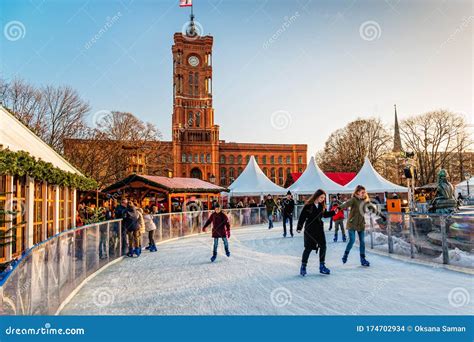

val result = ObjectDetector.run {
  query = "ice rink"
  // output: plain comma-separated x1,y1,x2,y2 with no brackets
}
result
60,224,473,315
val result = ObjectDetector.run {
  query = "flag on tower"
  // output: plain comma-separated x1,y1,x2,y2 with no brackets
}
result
180,0,192,7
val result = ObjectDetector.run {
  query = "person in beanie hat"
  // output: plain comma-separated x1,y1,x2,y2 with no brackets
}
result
264,194,278,229
203,203,231,262
281,191,295,237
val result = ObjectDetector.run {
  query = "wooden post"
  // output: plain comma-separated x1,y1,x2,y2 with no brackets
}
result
26,176,35,249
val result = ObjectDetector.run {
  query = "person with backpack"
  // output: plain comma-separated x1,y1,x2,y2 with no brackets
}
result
202,204,231,262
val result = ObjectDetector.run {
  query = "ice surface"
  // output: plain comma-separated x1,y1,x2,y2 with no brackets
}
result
61,224,473,315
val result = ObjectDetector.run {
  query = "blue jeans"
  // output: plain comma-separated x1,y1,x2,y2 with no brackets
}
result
213,237,229,256
345,229,366,255
267,212,274,228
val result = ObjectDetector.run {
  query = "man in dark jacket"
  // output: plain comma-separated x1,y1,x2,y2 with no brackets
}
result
115,199,129,255
203,204,231,262
123,204,141,257
264,194,278,229
281,191,295,237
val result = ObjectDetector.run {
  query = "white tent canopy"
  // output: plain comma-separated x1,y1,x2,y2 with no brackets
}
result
455,177,474,197
344,157,408,193
289,156,349,195
0,106,82,175
225,156,287,197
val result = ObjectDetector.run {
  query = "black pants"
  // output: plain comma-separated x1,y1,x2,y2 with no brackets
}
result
301,244,326,265
282,213,293,235
148,231,155,246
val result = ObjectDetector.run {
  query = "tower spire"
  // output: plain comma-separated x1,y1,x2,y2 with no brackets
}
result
393,104,402,153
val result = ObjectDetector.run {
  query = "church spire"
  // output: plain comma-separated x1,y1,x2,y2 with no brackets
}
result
392,104,402,153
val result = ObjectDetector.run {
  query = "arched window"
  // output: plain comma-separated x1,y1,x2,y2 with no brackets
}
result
188,112,193,127
263,167,268,176
278,168,284,185
229,167,235,181
298,156,303,164
286,167,291,177
262,156,267,165
200,153,205,163
194,72,199,95
189,72,193,95
255,156,259,163
194,154,199,163
220,155,226,164
182,153,187,162
278,156,283,164
188,154,192,163
220,168,226,185
229,155,235,164
246,155,250,163
286,156,291,164
238,167,243,175
196,112,200,127
270,168,276,183
270,156,275,164
206,153,211,163
237,155,242,164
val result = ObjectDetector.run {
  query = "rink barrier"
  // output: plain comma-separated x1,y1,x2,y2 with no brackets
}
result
1,207,472,315
0,207,284,315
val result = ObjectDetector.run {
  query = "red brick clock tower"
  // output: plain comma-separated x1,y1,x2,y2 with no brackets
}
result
172,17,219,182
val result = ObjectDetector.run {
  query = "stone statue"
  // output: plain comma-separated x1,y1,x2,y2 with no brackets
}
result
429,169,457,214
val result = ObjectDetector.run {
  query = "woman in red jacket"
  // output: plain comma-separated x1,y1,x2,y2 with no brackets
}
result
330,202,346,242
203,204,231,262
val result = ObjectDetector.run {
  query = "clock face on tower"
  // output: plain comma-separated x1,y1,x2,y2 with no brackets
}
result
188,55,200,67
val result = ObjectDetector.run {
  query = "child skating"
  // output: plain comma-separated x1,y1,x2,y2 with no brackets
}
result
339,185,370,267
143,208,158,252
203,204,231,262
330,202,346,242
296,189,336,276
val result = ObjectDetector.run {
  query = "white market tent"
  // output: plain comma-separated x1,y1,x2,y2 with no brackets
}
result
455,177,474,197
225,156,287,197
289,156,349,195
343,157,408,193
0,105,82,175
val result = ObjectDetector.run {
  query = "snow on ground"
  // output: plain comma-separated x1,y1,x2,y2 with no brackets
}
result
61,224,474,315
435,248,474,269
365,231,414,256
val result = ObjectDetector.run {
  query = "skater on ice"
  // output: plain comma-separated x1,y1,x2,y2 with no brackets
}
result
340,185,371,267
296,189,336,276
143,208,158,252
264,194,278,229
330,201,346,242
281,191,295,237
123,203,141,257
203,203,231,262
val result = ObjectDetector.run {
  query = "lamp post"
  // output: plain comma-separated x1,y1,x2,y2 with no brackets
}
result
465,172,471,198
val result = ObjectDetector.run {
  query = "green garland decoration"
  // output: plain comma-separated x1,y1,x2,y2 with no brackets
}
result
0,148,98,190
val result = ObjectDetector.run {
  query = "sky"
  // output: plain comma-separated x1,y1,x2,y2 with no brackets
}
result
1,0,472,157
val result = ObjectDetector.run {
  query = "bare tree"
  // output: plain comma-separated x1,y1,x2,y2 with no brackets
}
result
400,110,471,185
318,118,392,172
41,85,90,151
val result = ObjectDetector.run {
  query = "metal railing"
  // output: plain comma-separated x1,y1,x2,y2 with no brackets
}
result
0,207,278,315
1,206,472,316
